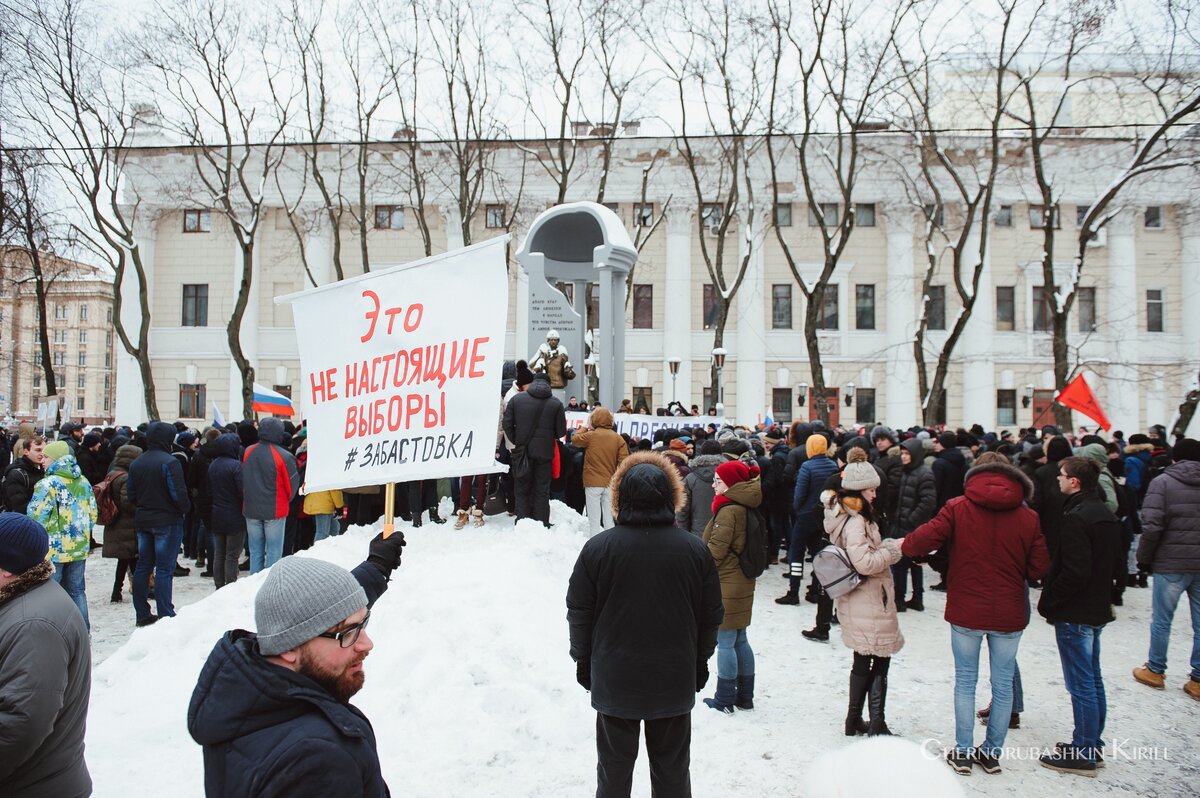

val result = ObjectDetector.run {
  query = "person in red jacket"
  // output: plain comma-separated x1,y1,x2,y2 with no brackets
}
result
902,453,1049,776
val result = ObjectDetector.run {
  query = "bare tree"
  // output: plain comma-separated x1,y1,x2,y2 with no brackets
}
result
142,0,295,418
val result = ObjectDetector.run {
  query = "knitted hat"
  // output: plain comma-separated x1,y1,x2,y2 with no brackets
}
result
1127,433,1152,446
715,459,755,488
515,360,535,388
805,434,829,458
255,557,367,656
81,432,102,449
0,513,49,574
841,448,880,491
43,440,70,463
1173,438,1200,463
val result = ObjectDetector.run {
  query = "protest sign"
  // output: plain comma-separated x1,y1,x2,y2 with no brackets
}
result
277,237,509,491
564,411,726,439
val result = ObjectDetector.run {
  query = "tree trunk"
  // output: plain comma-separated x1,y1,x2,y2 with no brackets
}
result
1051,311,1073,429
227,244,256,419
803,285,827,426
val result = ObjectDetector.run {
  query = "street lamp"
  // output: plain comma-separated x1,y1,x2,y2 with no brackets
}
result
845,381,856,407
711,347,727,414
667,357,681,404
1022,383,1035,408
275,365,289,387
797,381,808,407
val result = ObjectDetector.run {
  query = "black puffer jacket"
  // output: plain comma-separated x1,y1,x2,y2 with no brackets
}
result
2,456,44,515
567,458,724,720
126,421,190,528
932,446,968,509
502,376,567,461
890,439,936,538
1138,460,1200,574
1038,491,1122,626
189,438,221,527
76,446,108,486
188,561,389,798
207,434,246,536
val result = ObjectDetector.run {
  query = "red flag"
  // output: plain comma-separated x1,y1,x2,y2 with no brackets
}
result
1055,374,1111,431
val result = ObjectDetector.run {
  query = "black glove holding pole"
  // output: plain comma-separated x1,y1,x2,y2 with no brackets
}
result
367,530,407,577
576,659,592,691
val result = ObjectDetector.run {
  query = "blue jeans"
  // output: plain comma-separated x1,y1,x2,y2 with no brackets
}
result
246,517,286,573
950,625,1022,756
1054,622,1107,760
132,523,185,622
313,513,339,542
716,628,755,680
51,559,90,631
1147,572,1200,681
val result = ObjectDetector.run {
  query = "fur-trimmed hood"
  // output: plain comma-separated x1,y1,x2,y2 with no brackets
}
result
608,451,685,525
1123,443,1154,456
963,460,1033,510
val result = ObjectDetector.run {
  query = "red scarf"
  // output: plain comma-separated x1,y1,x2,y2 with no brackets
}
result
711,494,736,516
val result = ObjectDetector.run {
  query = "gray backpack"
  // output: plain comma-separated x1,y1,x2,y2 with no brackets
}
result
812,517,862,598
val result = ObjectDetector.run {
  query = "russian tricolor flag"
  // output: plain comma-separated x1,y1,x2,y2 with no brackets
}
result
252,382,294,417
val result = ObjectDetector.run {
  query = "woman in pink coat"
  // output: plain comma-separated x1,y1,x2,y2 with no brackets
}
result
825,448,904,736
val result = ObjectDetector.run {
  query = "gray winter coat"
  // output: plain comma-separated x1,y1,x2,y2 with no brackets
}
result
241,418,299,521
677,454,723,535
1138,460,1200,574
0,565,92,797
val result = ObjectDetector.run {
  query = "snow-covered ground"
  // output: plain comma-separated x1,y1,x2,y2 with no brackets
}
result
84,502,1198,797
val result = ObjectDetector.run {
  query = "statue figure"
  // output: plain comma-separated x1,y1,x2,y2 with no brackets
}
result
529,329,576,402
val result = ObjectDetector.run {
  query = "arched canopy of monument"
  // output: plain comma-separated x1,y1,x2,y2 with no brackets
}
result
518,202,635,281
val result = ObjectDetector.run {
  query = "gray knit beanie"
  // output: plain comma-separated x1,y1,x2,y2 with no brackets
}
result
255,557,367,656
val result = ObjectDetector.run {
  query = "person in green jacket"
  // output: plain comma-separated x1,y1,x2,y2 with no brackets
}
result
27,440,97,631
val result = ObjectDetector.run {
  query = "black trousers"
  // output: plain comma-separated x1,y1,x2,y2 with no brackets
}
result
513,456,553,525
596,712,691,798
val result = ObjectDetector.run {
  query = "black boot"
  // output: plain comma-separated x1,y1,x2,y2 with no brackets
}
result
775,589,800,605
735,674,756,710
867,674,893,735
429,508,447,525
703,677,737,714
802,626,830,642
845,672,871,736
412,512,423,528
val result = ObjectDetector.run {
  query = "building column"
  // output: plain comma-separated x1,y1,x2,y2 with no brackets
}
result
1178,205,1200,437
303,210,335,286
115,213,155,423
734,209,766,422
441,203,465,251
883,202,919,426
229,232,262,419
664,206,695,409
1105,208,1140,433
960,225,995,428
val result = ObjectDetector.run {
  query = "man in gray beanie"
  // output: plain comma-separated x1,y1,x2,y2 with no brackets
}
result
188,531,406,797
0,512,92,797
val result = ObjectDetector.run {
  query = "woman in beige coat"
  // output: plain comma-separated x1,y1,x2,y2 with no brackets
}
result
825,448,903,735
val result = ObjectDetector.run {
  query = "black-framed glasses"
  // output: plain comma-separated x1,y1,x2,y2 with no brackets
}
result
317,611,371,648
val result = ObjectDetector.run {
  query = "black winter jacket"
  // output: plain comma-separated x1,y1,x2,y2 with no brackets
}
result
566,516,724,720
766,444,791,512
2,456,44,515
1038,491,1122,626
188,561,389,798
1032,458,1068,549
126,421,190,528
932,446,968,510
207,434,246,536
190,439,221,526
502,378,567,462
75,447,108,486
891,439,937,537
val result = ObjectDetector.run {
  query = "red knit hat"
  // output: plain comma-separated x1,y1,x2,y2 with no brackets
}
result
715,459,755,487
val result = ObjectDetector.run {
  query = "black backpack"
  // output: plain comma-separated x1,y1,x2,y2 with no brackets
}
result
736,505,770,579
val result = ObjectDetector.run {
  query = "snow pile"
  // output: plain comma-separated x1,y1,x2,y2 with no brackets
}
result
87,500,1199,797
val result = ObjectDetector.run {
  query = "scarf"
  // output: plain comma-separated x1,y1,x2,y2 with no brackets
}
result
711,494,737,516
0,560,54,607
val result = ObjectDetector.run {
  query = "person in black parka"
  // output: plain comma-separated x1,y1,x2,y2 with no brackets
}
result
503,371,567,526
567,451,724,798
206,433,247,590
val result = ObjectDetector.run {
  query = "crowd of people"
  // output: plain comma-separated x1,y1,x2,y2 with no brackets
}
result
1,374,1198,796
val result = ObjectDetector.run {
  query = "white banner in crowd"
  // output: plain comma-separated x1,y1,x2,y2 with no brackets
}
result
278,237,510,491
565,411,726,439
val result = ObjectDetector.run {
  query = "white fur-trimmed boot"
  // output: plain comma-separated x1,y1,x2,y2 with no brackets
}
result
472,508,485,527
454,510,469,530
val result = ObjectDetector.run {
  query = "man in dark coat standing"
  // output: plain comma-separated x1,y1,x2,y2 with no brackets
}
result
567,452,724,798
503,371,566,526
929,431,968,590
188,533,406,797
1037,456,1122,776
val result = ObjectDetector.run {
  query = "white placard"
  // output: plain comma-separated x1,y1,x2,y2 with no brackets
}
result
278,238,510,491
564,411,726,439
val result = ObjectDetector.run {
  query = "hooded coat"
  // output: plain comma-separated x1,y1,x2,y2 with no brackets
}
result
902,462,1050,633
566,453,724,720
792,453,839,546
102,445,143,560
1073,442,1119,514
931,445,968,510
1137,460,1200,574
207,434,247,536
242,418,300,521
189,436,222,527
890,439,936,538
703,475,762,631
502,375,567,462
126,421,190,528
570,407,629,488
27,456,97,563
2,455,45,516
826,499,904,657
677,454,723,536
187,561,389,798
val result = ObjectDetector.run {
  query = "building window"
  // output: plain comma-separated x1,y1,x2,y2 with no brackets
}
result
34,305,40,322
855,388,876,424
808,203,838,226
1077,286,1097,333
79,304,88,320
104,374,111,392
79,330,88,344
179,384,206,418
632,284,653,329
633,203,654,226
855,284,876,330
1147,289,1164,332
78,374,86,389
854,203,876,226
700,203,723,229
1034,285,1053,332
702,284,720,329
183,209,212,233
106,331,113,348
817,284,839,330
76,396,85,411
601,202,619,216
106,307,113,322
995,286,1015,330
772,284,792,329
997,389,1017,426
774,203,792,227
104,397,110,412
923,203,944,226
1029,204,1060,229
373,205,405,230
995,205,1013,227
54,330,67,344
772,388,793,424
78,352,86,366
55,304,68,320
34,351,42,366
104,352,112,368
1076,204,1089,228
485,204,506,228
33,374,40,388
632,386,652,413
53,351,65,366
926,285,946,330
1145,206,1163,229
182,284,209,327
